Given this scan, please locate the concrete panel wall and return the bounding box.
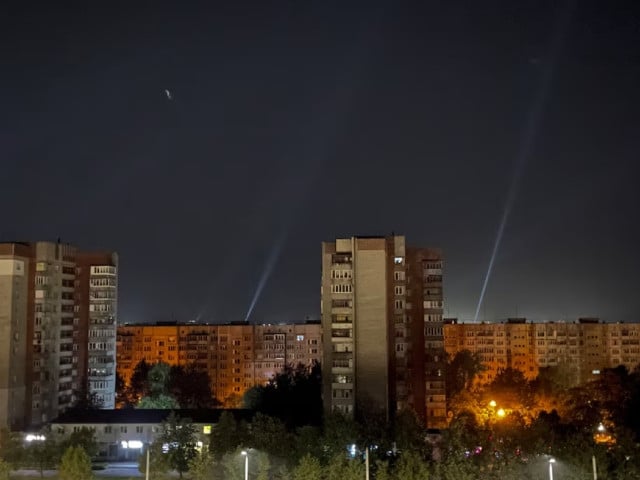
[354,247,389,412]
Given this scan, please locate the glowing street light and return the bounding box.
[497,408,506,418]
[549,458,556,480]
[241,450,248,480]
[489,400,497,408]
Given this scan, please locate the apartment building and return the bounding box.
[0,241,118,429]
[116,321,322,407]
[444,318,640,386]
[320,235,446,428]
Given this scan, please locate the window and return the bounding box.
[120,426,127,433]
[136,426,143,433]
[394,257,404,264]
[104,426,112,433]
[296,335,304,341]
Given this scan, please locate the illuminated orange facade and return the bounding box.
[116,321,322,406]
[444,318,640,386]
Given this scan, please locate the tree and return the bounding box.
[292,454,322,480]
[188,450,217,480]
[293,426,322,462]
[137,394,180,409]
[157,412,198,478]
[210,411,242,459]
[445,350,485,399]
[221,450,245,480]
[392,409,425,454]
[169,364,214,408]
[115,372,131,408]
[245,361,323,428]
[129,359,151,402]
[256,451,271,480]
[61,426,98,459]
[0,427,24,467]
[325,454,365,480]
[138,441,169,480]
[72,381,103,410]
[0,459,10,480]
[322,412,359,461]
[249,413,292,460]
[25,433,60,478]
[58,446,93,480]
[394,450,431,480]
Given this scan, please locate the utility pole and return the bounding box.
[145,446,150,480]
[365,447,370,480]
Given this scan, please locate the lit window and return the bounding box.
[394,257,403,264]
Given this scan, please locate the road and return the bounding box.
[12,462,179,478]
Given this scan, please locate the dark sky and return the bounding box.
[2,1,639,323]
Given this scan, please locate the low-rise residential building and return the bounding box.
[50,408,253,460]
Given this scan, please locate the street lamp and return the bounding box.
[241,450,248,480]
[549,458,556,480]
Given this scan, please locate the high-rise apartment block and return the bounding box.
[116,321,322,406]
[444,318,640,386]
[320,235,446,428]
[0,241,117,429]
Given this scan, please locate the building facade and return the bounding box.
[320,235,446,428]
[49,408,253,461]
[444,318,640,386]
[116,321,322,406]
[0,241,118,429]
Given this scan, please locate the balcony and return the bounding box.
[331,254,352,265]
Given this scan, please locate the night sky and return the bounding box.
[2,1,639,323]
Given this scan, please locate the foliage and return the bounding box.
[244,361,322,428]
[137,393,180,409]
[24,432,60,477]
[445,350,485,399]
[138,441,170,479]
[128,360,215,408]
[58,446,93,480]
[169,364,214,408]
[0,459,9,480]
[325,454,365,480]
[157,412,198,478]
[249,413,292,460]
[321,412,359,461]
[60,426,98,459]
[72,381,104,410]
[221,450,245,480]
[392,409,425,454]
[292,454,323,480]
[0,428,24,467]
[394,450,431,479]
[293,426,322,462]
[115,372,130,408]
[129,359,151,401]
[188,450,217,480]
[210,411,244,459]
[256,450,271,480]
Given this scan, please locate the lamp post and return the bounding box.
[241,450,248,480]
[549,458,556,480]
